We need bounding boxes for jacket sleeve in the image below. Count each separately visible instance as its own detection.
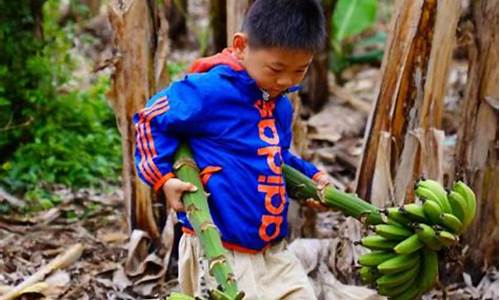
[278,97,325,181]
[133,75,210,191]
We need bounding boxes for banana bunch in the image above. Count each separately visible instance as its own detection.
[356,179,477,300]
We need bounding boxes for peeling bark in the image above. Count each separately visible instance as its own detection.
[454,0,499,278]
[209,0,227,53]
[302,0,335,112]
[108,0,170,242]
[225,0,252,45]
[356,0,460,206]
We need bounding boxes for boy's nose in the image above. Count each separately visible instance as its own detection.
[276,76,292,88]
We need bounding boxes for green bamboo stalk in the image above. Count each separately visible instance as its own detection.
[173,143,243,299]
[283,165,384,225]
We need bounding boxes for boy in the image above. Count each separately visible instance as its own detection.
[134,0,328,299]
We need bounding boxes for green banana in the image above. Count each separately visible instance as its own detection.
[447,190,467,223]
[375,224,413,241]
[360,266,380,284]
[436,230,459,247]
[415,186,444,210]
[400,203,428,223]
[360,235,400,250]
[377,276,416,297]
[452,180,477,229]
[394,234,424,254]
[423,199,443,225]
[416,179,452,213]
[418,248,439,293]
[448,190,470,222]
[390,284,421,300]
[376,262,420,288]
[377,253,420,275]
[359,251,398,267]
[383,207,413,227]
[440,213,464,234]
[414,223,442,251]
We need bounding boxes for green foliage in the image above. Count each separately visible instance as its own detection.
[333,0,377,43]
[167,61,189,81]
[330,0,385,75]
[0,0,121,209]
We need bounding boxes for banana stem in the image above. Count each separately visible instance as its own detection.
[283,165,383,225]
[171,145,383,299]
[173,143,241,298]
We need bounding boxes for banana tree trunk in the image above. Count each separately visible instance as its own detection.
[209,0,227,53]
[108,0,173,286]
[302,0,335,112]
[454,0,499,279]
[109,0,164,239]
[355,0,460,207]
[225,0,252,46]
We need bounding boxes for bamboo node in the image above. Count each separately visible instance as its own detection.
[317,189,327,203]
[200,221,218,232]
[359,210,371,225]
[226,272,237,284]
[208,255,227,276]
[173,158,199,171]
[186,203,200,215]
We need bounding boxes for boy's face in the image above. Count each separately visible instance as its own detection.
[233,33,313,99]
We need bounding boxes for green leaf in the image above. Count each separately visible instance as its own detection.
[330,50,350,75]
[347,49,384,64]
[39,199,54,209]
[0,203,11,214]
[332,0,377,42]
[64,210,78,220]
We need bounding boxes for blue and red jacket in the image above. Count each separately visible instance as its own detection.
[134,49,324,253]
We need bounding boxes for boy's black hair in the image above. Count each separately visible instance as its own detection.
[241,0,326,52]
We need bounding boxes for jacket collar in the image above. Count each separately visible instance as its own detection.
[188,48,301,101]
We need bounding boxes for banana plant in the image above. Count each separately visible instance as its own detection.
[331,0,385,75]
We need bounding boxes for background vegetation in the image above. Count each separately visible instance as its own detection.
[0,0,121,211]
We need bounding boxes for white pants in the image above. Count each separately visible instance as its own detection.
[178,234,317,300]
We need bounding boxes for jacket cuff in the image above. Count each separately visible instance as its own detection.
[153,172,176,192]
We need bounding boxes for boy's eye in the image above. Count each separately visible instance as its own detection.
[268,66,282,73]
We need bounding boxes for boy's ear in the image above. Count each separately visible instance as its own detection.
[232,32,248,60]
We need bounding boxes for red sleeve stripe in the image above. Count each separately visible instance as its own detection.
[136,125,157,185]
[136,99,168,184]
[138,98,170,183]
[136,97,168,183]
[136,97,169,185]
[141,103,170,175]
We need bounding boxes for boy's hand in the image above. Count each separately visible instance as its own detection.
[305,173,331,212]
[162,178,198,212]
[314,173,331,190]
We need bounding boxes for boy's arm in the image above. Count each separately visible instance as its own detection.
[133,76,209,193]
[281,146,327,183]
[279,99,327,184]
